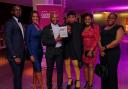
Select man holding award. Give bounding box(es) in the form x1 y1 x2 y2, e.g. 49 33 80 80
42 12 67 89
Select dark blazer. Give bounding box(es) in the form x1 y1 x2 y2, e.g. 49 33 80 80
5 18 25 60
42 24 63 59
42 24 56 47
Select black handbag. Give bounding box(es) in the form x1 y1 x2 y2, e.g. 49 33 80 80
95 64 108 77
85 51 94 58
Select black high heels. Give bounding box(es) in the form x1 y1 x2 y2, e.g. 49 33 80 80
66 78 73 89
74 80 80 89
87 86 93 89
86 81 93 89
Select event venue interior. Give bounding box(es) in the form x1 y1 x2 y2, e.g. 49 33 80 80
0 0 128 89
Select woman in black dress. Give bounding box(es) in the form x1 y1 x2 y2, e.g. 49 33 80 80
64 11 82 89
99 13 124 89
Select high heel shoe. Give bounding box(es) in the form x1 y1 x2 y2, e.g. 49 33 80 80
75 80 80 89
66 78 73 89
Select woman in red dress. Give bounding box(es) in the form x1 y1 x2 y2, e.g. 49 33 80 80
81 13 100 89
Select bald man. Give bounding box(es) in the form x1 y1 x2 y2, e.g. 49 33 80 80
42 13 64 89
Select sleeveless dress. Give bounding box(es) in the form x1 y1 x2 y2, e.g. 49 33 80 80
100 24 124 89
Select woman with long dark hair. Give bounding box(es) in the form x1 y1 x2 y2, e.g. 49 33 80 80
81 13 100 89
26 11 43 89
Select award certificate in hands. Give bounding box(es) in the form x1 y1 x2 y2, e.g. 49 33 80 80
59 26 68 38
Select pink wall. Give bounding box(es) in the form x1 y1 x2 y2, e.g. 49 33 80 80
0 0 32 6
32 0 64 10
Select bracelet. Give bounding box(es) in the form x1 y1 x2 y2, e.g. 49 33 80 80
13 56 18 59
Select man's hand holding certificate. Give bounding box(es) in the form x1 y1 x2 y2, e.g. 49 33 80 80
59 26 68 38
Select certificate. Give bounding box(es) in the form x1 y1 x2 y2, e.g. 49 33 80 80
59 26 68 38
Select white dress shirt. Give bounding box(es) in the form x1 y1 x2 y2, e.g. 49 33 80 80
51 23 62 48
13 16 24 38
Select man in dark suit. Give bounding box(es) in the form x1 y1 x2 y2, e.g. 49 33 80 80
42 13 64 89
4 5 25 89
